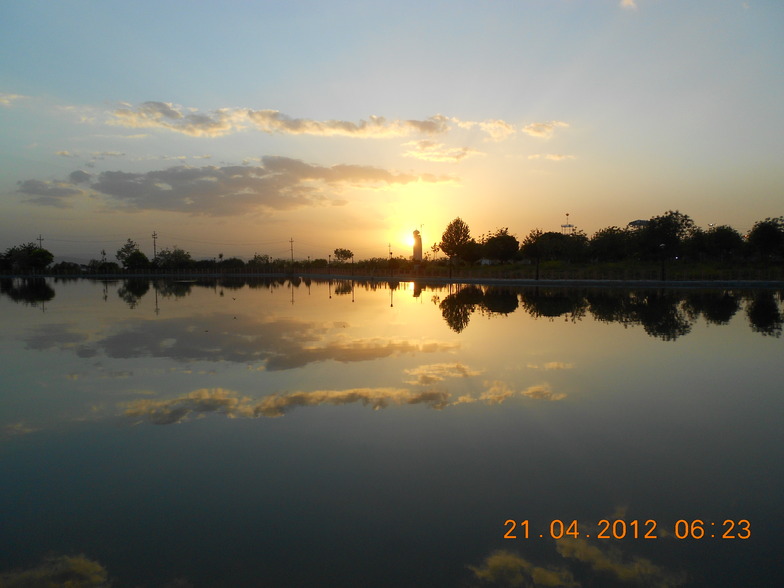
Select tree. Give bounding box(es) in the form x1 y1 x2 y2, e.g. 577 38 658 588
482 228 519 262
124 249 151 270
154 246 193 269
333 248 354 262
2 242 54 273
116 239 143 268
689 225 744 261
439 217 472 259
636 210 696 260
458 239 484 263
589 227 632 262
747 217 784 260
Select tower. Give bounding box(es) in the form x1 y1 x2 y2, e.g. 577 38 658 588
412 229 423 261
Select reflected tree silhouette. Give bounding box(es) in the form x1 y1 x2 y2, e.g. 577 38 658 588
519 288 587 320
439 285 483 332
683 290 740 325
632 291 692 341
118 278 151 309
0 277 55 306
154 280 194 298
746 291 783 337
334 280 353 295
481 287 519 315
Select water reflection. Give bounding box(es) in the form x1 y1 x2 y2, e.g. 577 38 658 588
0 277 55 306
2 278 782 339
1 277 782 587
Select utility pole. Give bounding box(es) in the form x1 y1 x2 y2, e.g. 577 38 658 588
152 231 158 259
289 238 294 263
36 234 44 248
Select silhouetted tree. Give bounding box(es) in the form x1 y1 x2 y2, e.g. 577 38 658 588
747 217 784 260
333 248 354 262
458 239 484 263
589 227 632 261
482 228 519 262
685 225 745 262
154 246 193 269
124 249 151 270
440 218 472 259
116 239 144 268
2 243 54 273
636 210 696 260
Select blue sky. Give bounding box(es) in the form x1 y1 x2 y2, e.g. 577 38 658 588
1 0 782 261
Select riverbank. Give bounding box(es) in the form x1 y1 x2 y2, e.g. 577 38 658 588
3 271 784 289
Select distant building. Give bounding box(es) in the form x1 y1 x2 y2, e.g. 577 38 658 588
412 229 423 261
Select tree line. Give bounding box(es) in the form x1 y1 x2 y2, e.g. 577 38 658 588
1 210 782 275
437 211 784 265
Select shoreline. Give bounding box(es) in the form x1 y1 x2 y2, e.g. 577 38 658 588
3 271 783 289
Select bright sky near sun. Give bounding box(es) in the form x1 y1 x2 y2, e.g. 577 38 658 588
1 0 782 261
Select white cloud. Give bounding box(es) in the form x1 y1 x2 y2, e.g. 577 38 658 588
110 101 248 137
107 101 534 144
620 0 638 9
528 153 575 162
403 362 483 385
522 120 570 139
402 140 482 163
0 93 26 107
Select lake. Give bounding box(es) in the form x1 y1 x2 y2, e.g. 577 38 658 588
1 277 782 587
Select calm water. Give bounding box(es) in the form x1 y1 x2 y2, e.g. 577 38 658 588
1 277 782 587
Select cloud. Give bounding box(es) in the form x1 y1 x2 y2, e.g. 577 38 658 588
110 101 247 137
255 387 451 417
56 150 79 157
27 314 458 371
265 337 459 371
455 380 566 405
527 361 575 370
522 120 570 139
248 110 451 138
0 554 109 587
19 157 452 215
452 117 518 141
3 421 40 438
16 179 87 207
402 140 482 162
403 362 483 385
124 388 256 425
69 170 92 183
528 153 575 161
469 550 578 587
108 101 535 145
110 102 458 139
522 383 566 401
620 0 638 9
0 93 26 107
556 537 685 586
123 386 452 423
479 380 517 405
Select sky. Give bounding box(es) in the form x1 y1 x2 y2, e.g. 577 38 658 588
1 0 782 262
